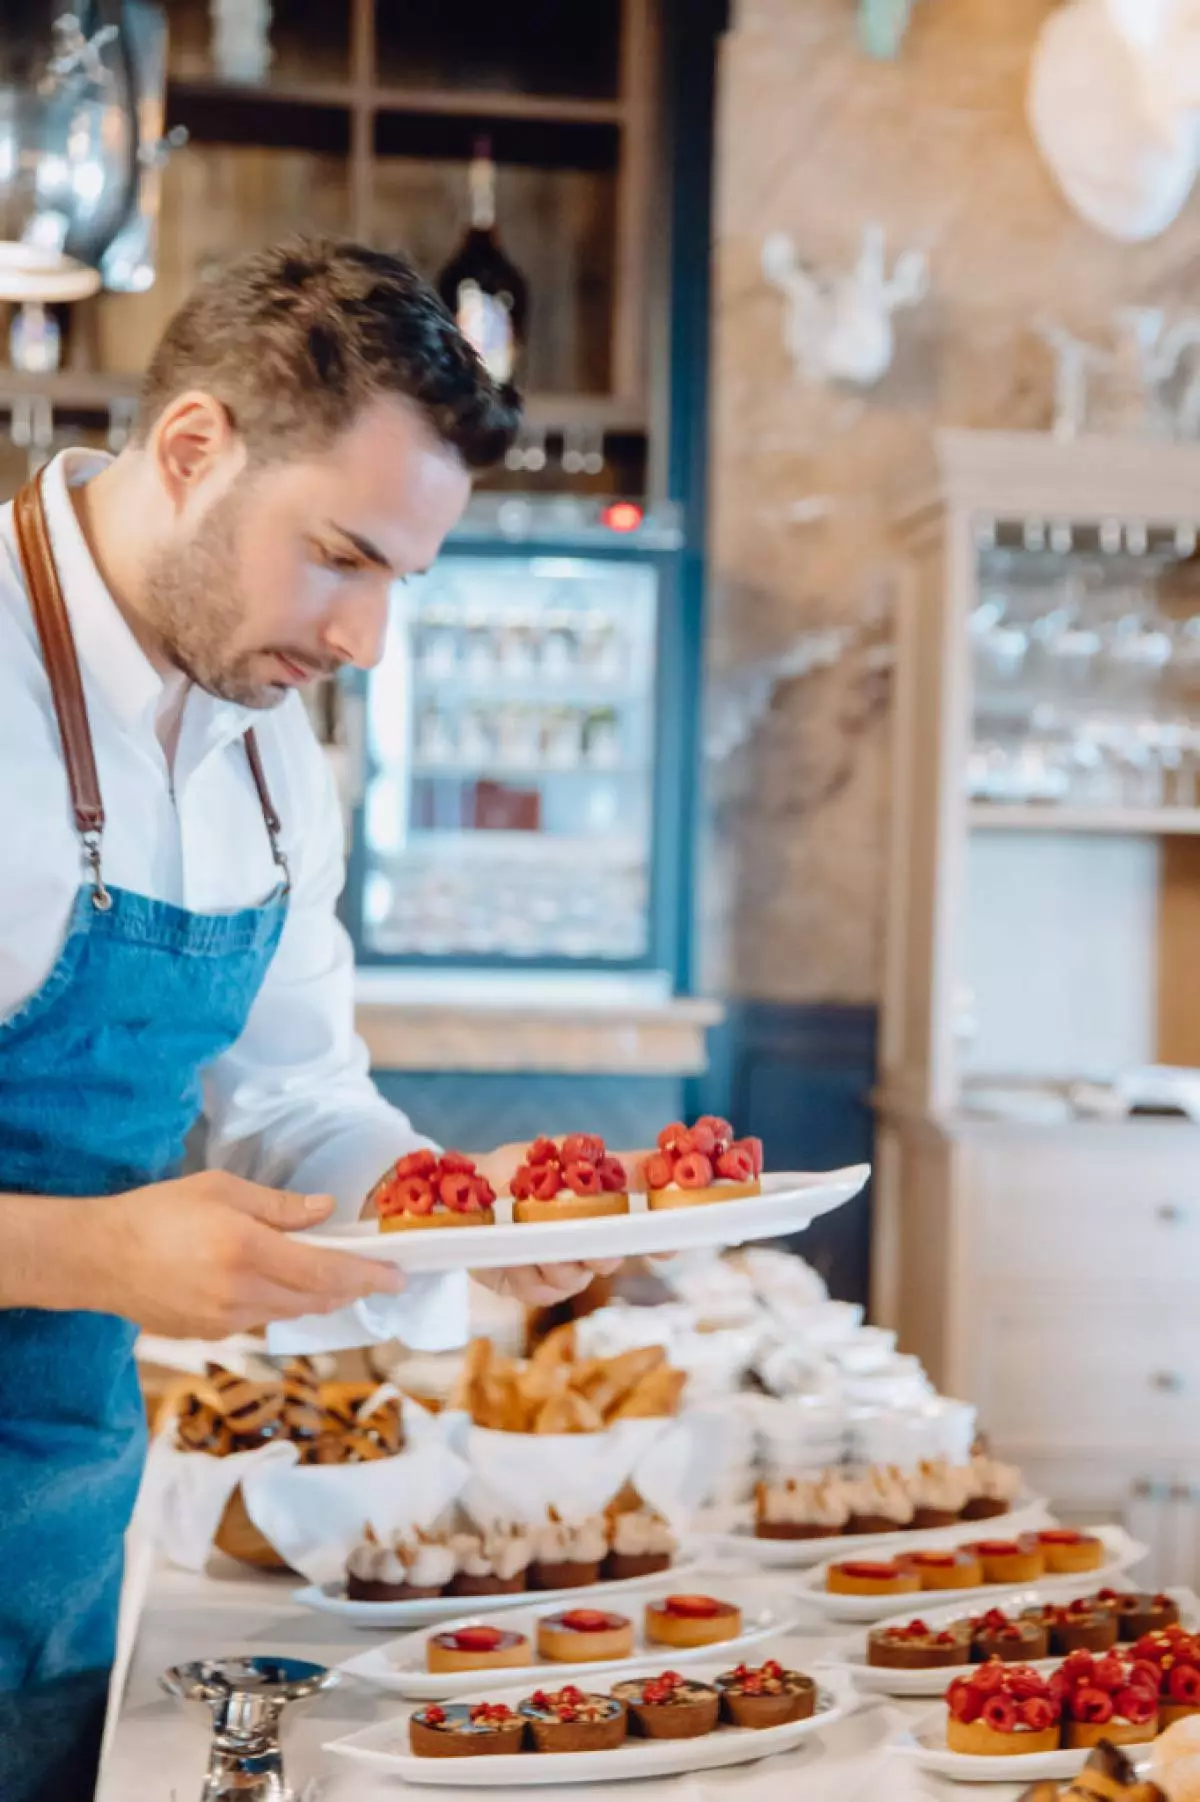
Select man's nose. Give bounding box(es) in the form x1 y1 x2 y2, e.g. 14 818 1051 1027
323 581 390 671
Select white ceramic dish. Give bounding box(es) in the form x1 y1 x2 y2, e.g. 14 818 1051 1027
888 1703 1154 1784
704 1492 1050 1569
293 1552 703 1631
796 1524 1146 1623
324 1663 854 1786
289 1167 871 1273
338 1580 796 1698
843 1582 1198 1697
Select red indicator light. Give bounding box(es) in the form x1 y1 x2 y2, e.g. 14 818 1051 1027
600 500 643 533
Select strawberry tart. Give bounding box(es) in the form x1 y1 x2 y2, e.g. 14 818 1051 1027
1037 1529 1106 1575
946 1661 1062 1757
371 1149 496 1231
535 1608 634 1664
639 1117 763 1210
509 1136 629 1224
896 1547 985 1592
644 1593 742 1648
426 1626 532 1674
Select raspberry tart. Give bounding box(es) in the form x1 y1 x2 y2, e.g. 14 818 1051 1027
371 1150 496 1232
644 1593 743 1648
610 1671 721 1739
639 1118 763 1211
535 1608 635 1664
1131 1626 1200 1727
1094 1590 1181 1642
1037 1529 1106 1576
426 1626 533 1674
970 1608 1051 1664
1021 1599 1118 1657
509 1136 629 1224
518 1686 627 1753
896 1548 985 1592
964 1536 1046 1585
716 1660 817 1729
409 1701 525 1758
867 1618 972 1670
826 1558 921 1598
1054 1651 1160 1750
945 1662 1062 1757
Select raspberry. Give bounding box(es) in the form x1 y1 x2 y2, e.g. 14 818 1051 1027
598 1156 627 1193
1092 1655 1126 1695
759 1662 781 1679
1008 1668 1049 1700
972 1662 1008 1695
734 1135 764 1176
470 1175 496 1208
1061 1651 1097 1681
385 1176 435 1216
1168 1664 1200 1705
1073 1687 1115 1724
423 1706 446 1726
947 1680 982 1725
1021 1697 1056 1732
527 1138 560 1168
972 1610 1010 1633
688 1122 718 1156
530 1166 563 1202
673 1152 714 1190
716 1147 756 1183
1127 1660 1162 1696
641 1153 674 1190
438 1151 476 1175
439 1173 477 1212
1118 1686 1157 1726
657 1122 690 1154
695 1115 733 1147
561 1134 605 1165
565 1161 602 1196
981 1695 1018 1733
394 1149 438 1180
510 1167 533 1201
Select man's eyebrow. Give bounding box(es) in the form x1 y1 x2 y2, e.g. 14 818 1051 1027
325 522 392 570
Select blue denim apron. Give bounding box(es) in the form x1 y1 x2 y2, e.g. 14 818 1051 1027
0 474 290 1798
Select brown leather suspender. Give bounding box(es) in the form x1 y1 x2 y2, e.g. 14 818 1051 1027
11 469 289 908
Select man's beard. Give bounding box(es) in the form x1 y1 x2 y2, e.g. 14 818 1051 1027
141 488 291 710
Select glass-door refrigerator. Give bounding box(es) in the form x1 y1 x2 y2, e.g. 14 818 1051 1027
342 497 690 981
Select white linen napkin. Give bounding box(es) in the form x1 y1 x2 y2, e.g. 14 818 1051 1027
265 1269 470 1355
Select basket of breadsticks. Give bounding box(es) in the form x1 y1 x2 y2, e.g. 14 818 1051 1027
157 1358 467 1580
446 1327 701 1529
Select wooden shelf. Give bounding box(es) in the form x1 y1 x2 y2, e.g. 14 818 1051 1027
167 76 625 128
968 804 1200 836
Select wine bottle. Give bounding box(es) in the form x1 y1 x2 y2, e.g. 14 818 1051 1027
437 136 529 386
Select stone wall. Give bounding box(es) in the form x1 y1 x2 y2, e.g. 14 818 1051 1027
705 0 1200 1003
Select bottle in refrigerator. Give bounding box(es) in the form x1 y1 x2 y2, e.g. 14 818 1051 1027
437 136 529 386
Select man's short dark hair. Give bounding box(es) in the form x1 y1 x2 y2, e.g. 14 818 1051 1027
135 236 521 469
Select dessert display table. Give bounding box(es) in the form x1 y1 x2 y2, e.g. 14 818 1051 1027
100 1557 1038 1801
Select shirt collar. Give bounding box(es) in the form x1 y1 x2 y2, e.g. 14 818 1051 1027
38 449 252 751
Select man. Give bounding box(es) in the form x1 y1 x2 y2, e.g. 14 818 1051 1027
0 237 616 1799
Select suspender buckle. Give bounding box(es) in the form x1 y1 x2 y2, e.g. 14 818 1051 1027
81 830 113 913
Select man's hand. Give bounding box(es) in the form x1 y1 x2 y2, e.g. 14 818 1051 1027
25 1173 403 1338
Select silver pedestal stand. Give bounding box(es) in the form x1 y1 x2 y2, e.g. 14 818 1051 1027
161 1655 335 1801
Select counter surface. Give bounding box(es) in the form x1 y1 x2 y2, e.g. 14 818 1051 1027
101 1557 1023 1801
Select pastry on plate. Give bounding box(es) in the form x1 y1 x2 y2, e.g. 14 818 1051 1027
970 1608 1051 1663
825 1558 921 1598
908 1458 974 1530
535 1609 635 1664
716 1659 817 1728
610 1671 720 1739
867 1618 972 1669
345 1527 456 1602
945 1661 1062 1757
961 1453 1024 1522
529 1514 609 1590
1054 1650 1159 1750
1037 1530 1106 1575
509 1135 629 1224
1093 1590 1180 1642
845 1465 916 1536
753 1475 852 1541
446 1525 533 1597
1022 1599 1118 1657
639 1118 763 1210
896 1548 984 1592
409 1701 525 1758
371 1149 496 1231
964 1535 1046 1585
1129 1626 1200 1727
1019 1736 1167 1800
644 1593 743 1648
518 1686 627 1753
426 1626 533 1674
602 1507 676 1581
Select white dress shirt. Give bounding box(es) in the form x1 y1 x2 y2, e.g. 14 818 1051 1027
0 449 466 1351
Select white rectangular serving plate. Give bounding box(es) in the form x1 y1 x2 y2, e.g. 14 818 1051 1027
338 1580 797 1698
796 1525 1147 1623
323 1665 855 1786
889 1703 1154 1784
843 1583 1198 1697
293 1551 703 1631
706 1493 1050 1569
289 1167 871 1273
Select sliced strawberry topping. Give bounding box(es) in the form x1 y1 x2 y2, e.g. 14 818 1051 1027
559 1610 621 1632
673 1152 715 1190
662 1594 724 1619
448 1627 506 1652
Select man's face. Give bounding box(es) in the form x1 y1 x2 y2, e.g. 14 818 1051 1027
144 396 472 708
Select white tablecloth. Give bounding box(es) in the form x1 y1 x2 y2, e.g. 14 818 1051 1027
98 1556 1033 1802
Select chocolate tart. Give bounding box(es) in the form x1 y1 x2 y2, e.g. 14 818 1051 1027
867 1620 972 1669
911 1506 961 1530
754 1520 841 1541
535 1609 634 1664
409 1703 525 1758
716 1661 816 1728
346 1574 442 1603
970 1611 1051 1663
426 1627 532 1674
1094 1590 1181 1641
530 1558 602 1591
610 1674 720 1739
644 1594 742 1648
519 1688 627 1753
603 1549 673 1581
1022 1601 1117 1656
